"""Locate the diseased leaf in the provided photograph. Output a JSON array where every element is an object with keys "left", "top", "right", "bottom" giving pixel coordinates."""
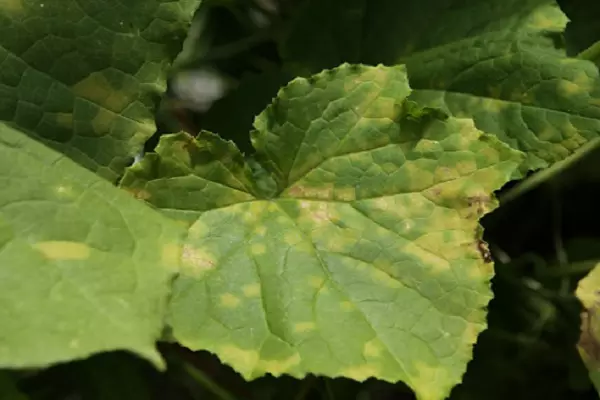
[
  {"left": 122, "top": 64, "right": 524, "bottom": 400},
  {"left": 0, "top": 0, "right": 201, "bottom": 181},
  {"left": 576, "top": 262, "right": 600, "bottom": 395},
  {"left": 0, "top": 122, "right": 184, "bottom": 369},
  {"left": 279, "top": 0, "right": 600, "bottom": 174}
]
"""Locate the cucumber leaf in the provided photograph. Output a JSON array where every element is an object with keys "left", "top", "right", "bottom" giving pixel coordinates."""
[
  {"left": 0, "top": 0, "right": 200, "bottom": 181},
  {"left": 122, "top": 64, "right": 524, "bottom": 400},
  {"left": 0, "top": 123, "right": 184, "bottom": 369},
  {"left": 279, "top": 0, "right": 600, "bottom": 174}
]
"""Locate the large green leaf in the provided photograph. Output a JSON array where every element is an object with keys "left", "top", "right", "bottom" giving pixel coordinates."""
[
  {"left": 0, "top": 123, "right": 184, "bottom": 368},
  {"left": 0, "top": 0, "right": 200, "bottom": 181},
  {"left": 279, "top": 0, "right": 600, "bottom": 173},
  {"left": 121, "top": 64, "right": 524, "bottom": 400}
]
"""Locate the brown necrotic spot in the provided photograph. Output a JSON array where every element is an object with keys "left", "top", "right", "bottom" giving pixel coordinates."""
[{"left": 477, "top": 240, "right": 492, "bottom": 263}]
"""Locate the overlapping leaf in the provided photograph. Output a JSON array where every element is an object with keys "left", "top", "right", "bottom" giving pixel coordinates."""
[
  {"left": 0, "top": 123, "right": 184, "bottom": 369},
  {"left": 0, "top": 0, "right": 200, "bottom": 181},
  {"left": 279, "top": 0, "right": 600, "bottom": 173},
  {"left": 122, "top": 64, "right": 523, "bottom": 400}
]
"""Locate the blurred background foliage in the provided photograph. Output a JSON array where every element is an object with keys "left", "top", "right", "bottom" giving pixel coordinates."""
[{"left": 4, "top": 0, "right": 600, "bottom": 399}]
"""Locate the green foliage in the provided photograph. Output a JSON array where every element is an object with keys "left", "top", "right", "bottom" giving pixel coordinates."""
[
  {"left": 0, "top": 123, "right": 184, "bottom": 368},
  {"left": 2, "top": 0, "right": 600, "bottom": 399},
  {"left": 0, "top": 0, "right": 200, "bottom": 181}
]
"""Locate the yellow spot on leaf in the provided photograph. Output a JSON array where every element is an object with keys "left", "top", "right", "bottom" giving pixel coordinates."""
[
  {"left": 54, "top": 184, "right": 74, "bottom": 197},
  {"left": 34, "top": 241, "right": 90, "bottom": 260},
  {"left": 401, "top": 241, "right": 450, "bottom": 273},
  {"left": 257, "top": 353, "right": 301, "bottom": 376},
  {"left": 54, "top": 113, "right": 74, "bottom": 129},
  {"left": 308, "top": 276, "right": 324, "bottom": 288},
  {"left": 340, "top": 301, "right": 355, "bottom": 311},
  {"left": 126, "top": 188, "right": 151, "bottom": 201},
  {"left": 410, "top": 362, "right": 451, "bottom": 400},
  {"left": 181, "top": 245, "right": 216, "bottom": 277},
  {"left": 371, "top": 268, "right": 402, "bottom": 288},
  {"left": 363, "top": 339, "right": 382, "bottom": 358},
  {"left": 161, "top": 243, "right": 181, "bottom": 272},
  {"left": 559, "top": 80, "right": 584, "bottom": 96},
  {"left": 219, "top": 346, "right": 259, "bottom": 377},
  {"left": 372, "top": 197, "right": 391, "bottom": 211},
  {"left": 243, "top": 201, "right": 266, "bottom": 223},
  {"left": 341, "top": 364, "right": 379, "bottom": 381},
  {"left": 91, "top": 109, "right": 116, "bottom": 134},
  {"left": 242, "top": 283, "right": 261, "bottom": 297},
  {"left": 220, "top": 293, "right": 241, "bottom": 308},
  {"left": 72, "top": 73, "right": 134, "bottom": 112},
  {"left": 294, "top": 322, "right": 316, "bottom": 333},
  {"left": 251, "top": 243, "right": 267, "bottom": 255},
  {"left": 454, "top": 159, "right": 477, "bottom": 176},
  {"left": 335, "top": 187, "right": 356, "bottom": 201},
  {"left": 284, "top": 231, "right": 302, "bottom": 246},
  {"left": 255, "top": 225, "right": 267, "bottom": 236}
]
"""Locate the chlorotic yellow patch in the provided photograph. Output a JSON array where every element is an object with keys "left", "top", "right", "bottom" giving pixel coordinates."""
[
  {"left": 308, "top": 275, "right": 324, "bottom": 288},
  {"left": 180, "top": 245, "right": 217, "bottom": 277},
  {"left": 363, "top": 339, "right": 383, "bottom": 358},
  {"left": 283, "top": 231, "right": 302, "bottom": 246},
  {"left": 254, "top": 225, "right": 267, "bottom": 236},
  {"left": 401, "top": 242, "right": 450, "bottom": 273},
  {"left": 54, "top": 184, "right": 74, "bottom": 197},
  {"left": 220, "top": 293, "right": 241, "bottom": 308},
  {"left": 558, "top": 80, "right": 584, "bottom": 96},
  {"left": 335, "top": 186, "right": 356, "bottom": 201},
  {"left": 54, "top": 113, "right": 74, "bottom": 129},
  {"left": 340, "top": 301, "right": 355, "bottom": 311},
  {"left": 257, "top": 353, "right": 301, "bottom": 376},
  {"left": 371, "top": 269, "right": 402, "bottom": 288},
  {"left": 341, "top": 364, "right": 379, "bottom": 381},
  {"left": 125, "top": 188, "right": 151, "bottom": 201},
  {"left": 91, "top": 109, "right": 116, "bottom": 134},
  {"left": 161, "top": 243, "right": 181, "bottom": 272},
  {"left": 409, "top": 362, "right": 451, "bottom": 400},
  {"left": 251, "top": 243, "right": 267, "bottom": 255},
  {"left": 242, "top": 283, "right": 261, "bottom": 298},
  {"left": 294, "top": 322, "right": 316, "bottom": 333},
  {"left": 219, "top": 346, "right": 259, "bottom": 377},
  {"left": 34, "top": 241, "right": 91, "bottom": 260},
  {"left": 72, "top": 73, "right": 132, "bottom": 112}
]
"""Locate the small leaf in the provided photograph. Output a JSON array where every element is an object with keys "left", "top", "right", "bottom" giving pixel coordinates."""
[
  {"left": 0, "top": 123, "right": 185, "bottom": 369},
  {"left": 122, "top": 64, "right": 524, "bottom": 400},
  {"left": 0, "top": 0, "right": 201, "bottom": 181}
]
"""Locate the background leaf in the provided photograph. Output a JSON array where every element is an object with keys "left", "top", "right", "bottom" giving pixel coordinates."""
[
  {"left": 0, "top": 123, "right": 184, "bottom": 369},
  {"left": 122, "top": 64, "right": 524, "bottom": 400},
  {"left": 277, "top": 0, "right": 600, "bottom": 174},
  {"left": 0, "top": 0, "right": 201, "bottom": 181}
]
